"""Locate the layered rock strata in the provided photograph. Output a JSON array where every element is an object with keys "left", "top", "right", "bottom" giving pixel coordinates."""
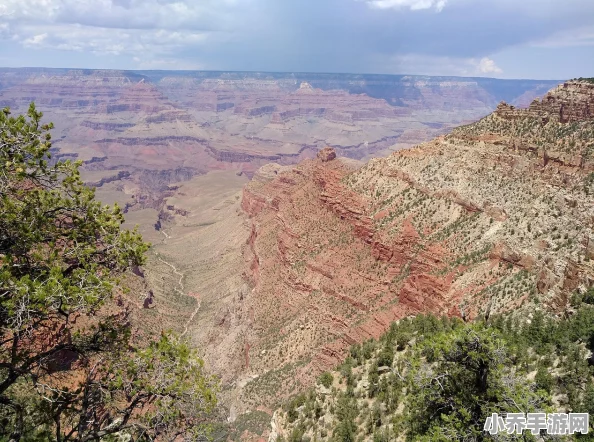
[{"left": 236, "top": 80, "right": 594, "bottom": 410}]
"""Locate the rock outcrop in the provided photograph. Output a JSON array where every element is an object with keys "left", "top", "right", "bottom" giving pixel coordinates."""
[
  {"left": 317, "top": 147, "right": 337, "bottom": 162},
  {"left": 495, "top": 80, "right": 594, "bottom": 124}
]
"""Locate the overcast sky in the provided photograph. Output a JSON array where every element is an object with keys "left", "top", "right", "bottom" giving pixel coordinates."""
[{"left": 0, "top": 0, "right": 592, "bottom": 79}]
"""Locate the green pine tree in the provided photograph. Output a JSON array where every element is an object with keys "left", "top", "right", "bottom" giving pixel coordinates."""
[{"left": 0, "top": 104, "right": 217, "bottom": 441}]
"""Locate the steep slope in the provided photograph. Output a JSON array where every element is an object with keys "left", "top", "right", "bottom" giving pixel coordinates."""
[
  {"left": 236, "top": 80, "right": 594, "bottom": 415},
  {"left": 272, "top": 304, "right": 594, "bottom": 441}
]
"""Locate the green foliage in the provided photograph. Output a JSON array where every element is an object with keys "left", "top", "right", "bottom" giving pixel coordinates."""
[
  {"left": 285, "top": 393, "right": 307, "bottom": 423},
  {"left": 228, "top": 410, "right": 272, "bottom": 441},
  {"left": 574, "top": 285, "right": 594, "bottom": 305},
  {"left": 372, "top": 427, "right": 391, "bottom": 442},
  {"left": 279, "top": 302, "right": 594, "bottom": 440},
  {"left": 576, "top": 77, "right": 594, "bottom": 84},
  {"left": 406, "top": 324, "right": 546, "bottom": 441},
  {"left": 0, "top": 105, "right": 217, "bottom": 441},
  {"left": 368, "top": 363, "right": 380, "bottom": 398},
  {"left": 376, "top": 342, "right": 394, "bottom": 367},
  {"left": 288, "top": 426, "right": 306, "bottom": 442},
  {"left": 318, "top": 371, "right": 334, "bottom": 389},
  {"left": 332, "top": 394, "right": 357, "bottom": 442},
  {"left": 534, "top": 365, "right": 554, "bottom": 394}
]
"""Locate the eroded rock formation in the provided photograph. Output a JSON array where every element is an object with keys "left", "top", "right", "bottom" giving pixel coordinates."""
[
  {"left": 235, "top": 80, "right": 594, "bottom": 410},
  {"left": 317, "top": 147, "right": 337, "bottom": 162}
]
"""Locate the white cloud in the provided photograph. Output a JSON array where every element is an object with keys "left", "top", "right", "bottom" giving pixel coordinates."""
[
  {"left": 0, "top": 4, "right": 15, "bottom": 17},
  {"left": 23, "top": 33, "right": 48, "bottom": 47},
  {"left": 0, "top": 0, "right": 231, "bottom": 30},
  {"left": 11, "top": 23, "right": 211, "bottom": 56},
  {"left": 0, "top": 23, "right": 10, "bottom": 39},
  {"left": 362, "top": 0, "right": 447, "bottom": 12},
  {"left": 1, "top": 0, "right": 592, "bottom": 76},
  {"left": 475, "top": 57, "right": 503, "bottom": 74},
  {"left": 0, "top": 0, "right": 228, "bottom": 60},
  {"left": 371, "top": 53, "right": 504, "bottom": 77}
]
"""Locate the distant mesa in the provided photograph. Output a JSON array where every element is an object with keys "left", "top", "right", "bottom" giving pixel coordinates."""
[
  {"left": 317, "top": 147, "right": 336, "bottom": 162},
  {"left": 0, "top": 68, "right": 563, "bottom": 173}
]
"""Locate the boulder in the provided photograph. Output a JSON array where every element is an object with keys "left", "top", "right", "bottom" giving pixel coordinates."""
[{"left": 317, "top": 147, "right": 337, "bottom": 162}]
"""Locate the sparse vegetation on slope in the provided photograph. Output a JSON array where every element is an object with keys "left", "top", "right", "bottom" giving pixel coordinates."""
[
  {"left": 275, "top": 298, "right": 594, "bottom": 441},
  {"left": 239, "top": 80, "right": 594, "bottom": 423}
]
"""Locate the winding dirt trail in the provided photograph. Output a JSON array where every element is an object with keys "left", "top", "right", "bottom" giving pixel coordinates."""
[
  {"left": 157, "top": 255, "right": 185, "bottom": 297},
  {"left": 156, "top": 254, "right": 201, "bottom": 336},
  {"left": 182, "top": 300, "right": 201, "bottom": 337}
]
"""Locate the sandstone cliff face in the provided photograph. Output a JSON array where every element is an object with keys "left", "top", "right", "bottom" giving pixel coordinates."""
[
  {"left": 532, "top": 81, "right": 594, "bottom": 123},
  {"left": 495, "top": 80, "right": 594, "bottom": 124},
  {"left": 236, "top": 81, "right": 594, "bottom": 410}
]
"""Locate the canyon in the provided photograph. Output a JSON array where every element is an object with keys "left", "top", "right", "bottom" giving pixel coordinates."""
[
  {"left": 187, "top": 79, "right": 593, "bottom": 439},
  {"left": 0, "top": 69, "right": 559, "bottom": 173},
  {"left": 0, "top": 68, "right": 561, "bottom": 245},
  {"left": 3, "top": 68, "right": 581, "bottom": 439}
]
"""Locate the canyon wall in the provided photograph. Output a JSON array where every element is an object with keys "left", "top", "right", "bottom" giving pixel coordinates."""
[
  {"left": 0, "top": 68, "right": 560, "bottom": 234},
  {"left": 1, "top": 67, "right": 576, "bottom": 425},
  {"left": 233, "top": 80, "right": 594, "bottom": 413}
]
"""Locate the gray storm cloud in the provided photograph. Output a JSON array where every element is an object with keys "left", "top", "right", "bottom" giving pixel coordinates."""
[{"left": 0, "top": 0, "right": 592, "bottom": 78}]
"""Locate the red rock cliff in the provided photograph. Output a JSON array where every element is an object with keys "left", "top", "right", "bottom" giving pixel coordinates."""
[{"left": 237, "top": 82, "right": 594, "bottom": 406}]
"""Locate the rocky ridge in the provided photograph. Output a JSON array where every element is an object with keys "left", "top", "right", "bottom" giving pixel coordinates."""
[
  {"left": 495, "top": 80, "right": 594, "bottom": 124},
  {"left": 235, "top": 80, "right": 594, "bottom": 414}
]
